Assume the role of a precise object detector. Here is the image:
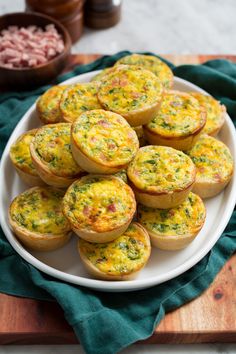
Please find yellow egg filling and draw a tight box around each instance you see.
[79,223,150,275]
[10,130,37,176]
[146,91,206,138]
[138,193,205,236]
[63,176,135,233]
[72,109,139,166]
[10,187,71,235]
[37,85,67,123]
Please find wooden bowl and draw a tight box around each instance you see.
[0,12,71,89]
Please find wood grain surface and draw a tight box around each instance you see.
[1,54,236,345]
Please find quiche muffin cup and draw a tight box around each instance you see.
[59,82,102,123]
[9,187,71,251]
[62,175,136,243]
[143,90,207,151]
[190,92,225,136]
[10,129,44,187]
[115,54,174,89]
[138,193,206,251]
[30,123,84,188]
[90,67,115,82]
[127,146,196,209]
[97,65,164,127]
[187,134,234,198]
[78,222,151,280]
[71,109,139,174]
[36,85,67,124]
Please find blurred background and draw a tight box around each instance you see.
[1,0,235,54]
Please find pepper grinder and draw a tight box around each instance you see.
[84,0,122,29]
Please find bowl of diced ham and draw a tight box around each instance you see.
[0,12,71,89]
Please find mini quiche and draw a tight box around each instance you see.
[115,54,173,89]
[9,187,71,251]
[138,192,206,251]
[36,85,67,124]
[30,123,84,188]
[62,175,136,243]
[10,129,44,187]
[97,65,164,127]
[71,109,139,174]
[143,90,206,151]
[187,134,233,198]
[127,145,196,209]
[190,92,225,136]
[114,169,128,183]
[78,222,151,280]
[59,82,102,123]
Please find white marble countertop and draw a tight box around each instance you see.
[0,1,236,353]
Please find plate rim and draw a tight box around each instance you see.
[1,71,236,292]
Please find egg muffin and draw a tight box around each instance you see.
[144,91,206,151]
[36,85,67,124]
[114,169,128,183]
[97,65,164,127]
[9,187,71,251]
[190,92,225,136]
[10,129,44,187]
[59,82,102,123]
[30,123,84,188]
[78,222,151,280]
[127,146,196,208]
[138,192,206,250]
[115,54,173,89]
[187,134,234,198]
[62,175,136,243]
[71,109,139,174]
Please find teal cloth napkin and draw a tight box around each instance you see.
[0,51,236,354]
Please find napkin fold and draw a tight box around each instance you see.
[0,51,236,354]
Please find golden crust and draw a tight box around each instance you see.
[30,123,85,188]
[144,90,206,151]
[62,175,136,243]
[188,134,234,199]
[127,146,196,208]
[97,65,164,127]
[36,85,67,124]
[8,187,71,251]
[138,193,206,250]
[71,109,139,174]
[78,222,151,280]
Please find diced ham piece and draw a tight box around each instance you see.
[0,24,65,68]
[107,203,116,212]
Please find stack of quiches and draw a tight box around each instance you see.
[9,54,234,281]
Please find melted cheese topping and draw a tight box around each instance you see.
[146,91,206,137]
[33,123,83,178]
[72,110,139,166]
[127,146,195,193]
[188,135,233,183]
[98,66,163,114]
[63,176,135,233]
[10,130,38,176]
[79,223,150,275]
[138,193,205,236]
[190,92,225,135]
[10,187,71,234]
[60,82,102,123]
[36,85,67,124]
[116,54,173,89]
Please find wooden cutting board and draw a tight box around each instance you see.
[1,54,236,345]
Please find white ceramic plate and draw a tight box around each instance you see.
[0,71,236,292]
